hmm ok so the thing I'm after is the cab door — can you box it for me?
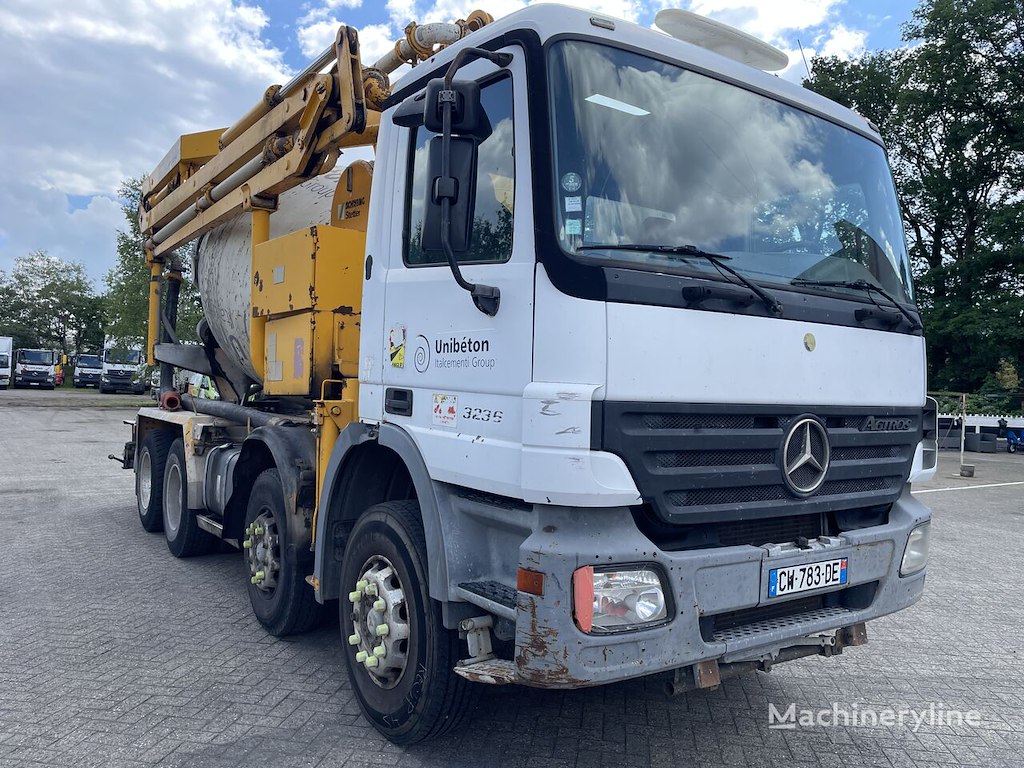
[380,48,534,498]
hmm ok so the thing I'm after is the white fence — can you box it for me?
[938,413,1024,429]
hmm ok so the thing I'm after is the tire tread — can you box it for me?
[137,430,174,532]
[165,439,218,557]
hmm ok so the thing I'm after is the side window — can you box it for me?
[405,75,515,266]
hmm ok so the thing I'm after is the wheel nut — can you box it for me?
[251,570,265,584]
[348,633,361,646]
[242,539,252,549]
[364,583,378,596]
[356,579,369,591]
[373,599,386,612]
[254,526,264,536]
[364,656,379,668]
[348,590,362,603]
[355,650,368,663]
[375,624,389,637]
[373,644,386,657]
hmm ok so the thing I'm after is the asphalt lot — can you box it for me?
[1,395,1023,768]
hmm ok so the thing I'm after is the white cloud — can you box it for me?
[0,0,881,286]
[0,0,289,284]
[821,23,867,58]
[296,0,366,57]
[685,0,842,43]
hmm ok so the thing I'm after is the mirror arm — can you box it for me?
[433,47,512,317]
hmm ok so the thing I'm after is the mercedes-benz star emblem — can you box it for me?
[781,417,830,495]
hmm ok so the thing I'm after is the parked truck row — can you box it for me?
[0,336,148,393]
[114,5,938,744]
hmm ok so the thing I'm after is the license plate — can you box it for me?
[768,558,847,598]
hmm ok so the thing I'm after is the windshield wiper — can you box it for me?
[577,243,783,316]
[790,278,922,330]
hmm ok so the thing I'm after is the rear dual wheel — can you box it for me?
[136,430,173,532]
[243,469,321,636]
[162,439,218,557]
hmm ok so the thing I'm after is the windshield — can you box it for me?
[548,41,915,303]
[105,348,142,365]
[78,355,101,368]
[19,350,54,365]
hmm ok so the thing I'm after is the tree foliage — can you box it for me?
[103,177,204,345]
[805,0,1024,392]
[0,251,104,353]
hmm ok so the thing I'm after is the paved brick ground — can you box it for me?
[1,400,1022,767]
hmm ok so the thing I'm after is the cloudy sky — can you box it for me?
[0,0,917,287]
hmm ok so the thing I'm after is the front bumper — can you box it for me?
[15,373,54,386]
[513,488,930,687]
[102,376,142,392]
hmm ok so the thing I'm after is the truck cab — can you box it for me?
[101,341,146,394]
[73,354,103,388]
[353,3,936,689]
[13,349,57,388]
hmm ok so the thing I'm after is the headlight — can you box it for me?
[573,566,669,634]
[900,522,931,576]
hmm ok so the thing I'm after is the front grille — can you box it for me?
[599,403,920,524]
[654,449,774,468]
[716,513,823,547]
[667,476,901,508]
[642,414,763,431]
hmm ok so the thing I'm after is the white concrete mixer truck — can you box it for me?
[116,5,939,743]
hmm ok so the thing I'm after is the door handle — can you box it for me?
[385,387,413,417]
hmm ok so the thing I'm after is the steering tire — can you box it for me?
[339,500,477,745]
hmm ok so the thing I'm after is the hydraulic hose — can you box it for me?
[179,394,301,428]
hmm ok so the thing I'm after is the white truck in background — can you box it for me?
[13,347,58,389]
[101,336,146,394]
[0,336,11,389]
[73,353,104,388]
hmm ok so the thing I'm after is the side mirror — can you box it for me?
[414,47,511,318]
[422,136,478,255]
[423,79,492,140]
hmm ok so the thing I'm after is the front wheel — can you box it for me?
[243,469,321,636]
[340,500,477,745]
[162,439,217,557]
[1009,442,1018,454]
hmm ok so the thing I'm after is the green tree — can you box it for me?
[104,177,204,345]
[0,251,104,353]
[805,0,1024,391]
